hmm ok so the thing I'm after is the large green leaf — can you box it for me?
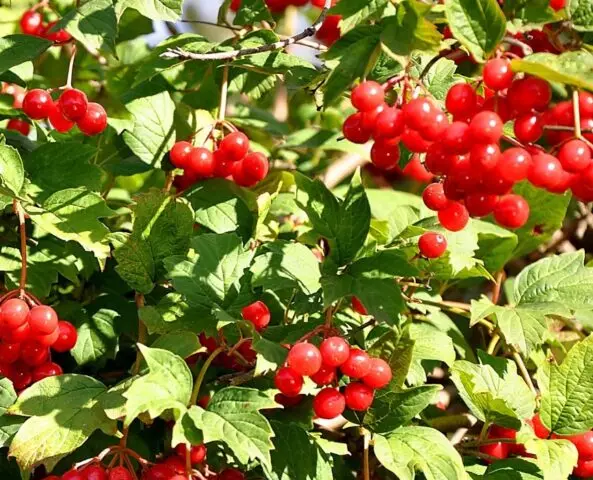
[329,0,390,33]
[8,375,116,472]
[0,35,52,76]
[0,378,16,415]
[233,0,274,26]
[71,307,120,367]
[524,438,578,480]
[116,0,183,21]
[57,0,117,54]
[502,0,557,29]
[484,459,544,479]
[0,144,24,197]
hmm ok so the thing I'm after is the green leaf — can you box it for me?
[123,90,176,168]
[282,128,368,156]
[524,438,578,480]
[0,416,25,450]
[250,241,322,295]
[568,0,593,31]
[113,190,193,293]
[444,0,507,62]
[408,323,457,385]
[57,0,117,54]
[24,143,102,202]
[374,426,465,480]
[511,52,593,92]
[0,378,16,415]
[329,0,390,33]
[540,334,593,434]
[71,307,120,367]
[189,387,277,468]
[150,331,200,359]
[381,0,442,63]
[451,354,536,429]
[8,375,116,472]
[252,334,289,376]
[138,293,211,335]
[0,35,52,76]
[0,144,24,197]
[25,188,115,263]
[115,0,182,21]
[484,459,544,479]
[233,0,274,26]
[503,0,557,29]
[122,345,192,425]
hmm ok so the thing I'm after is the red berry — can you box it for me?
[496,147,532,182]
[465,193,499,217]
[351,296,367,315]
[6,119,30,135]
[11,364,32,390]
[319,336,350,367]
[549,0,566,11]
[163,456,185,474]
[32,362,63,382]
[442,121,473,154]
[287,343,322,376]
[580,92,593,117]
[20,342,49,367]
[48,101,75,133]
[401,128,432,153]
[422,183,449,211]
[530,414,550,439]
[230,0,242,10]
[315,14,341,46]
[82,465,107,480]
[52,321,78,352]
[241,152,269,184]
[370,137,400,170]
[220,131,250,161]
[514,113,543,144]
[241,301,270,331]
[528,153,563,189]
[313,387,345,419]
[77,102,107,135]
[274,393,304,407]
[44,22,72,44]
[403,97,435,131]
[311,364,337,386]
[170,141,193,169]
[144,464,176,480]
[62,470,85,480]
[0,343,20,364]
[28,305,58,336]
[218,468,246,480]
[187,147,215,179]
[470,143,500,171]
[421,110,450,142]
[1,299,29,329]
[0,363,14,380]
[438,201,469,231]
[175,443,207,464]
[508,77,552,115]
[274,366,303,397]
[493,194,530,229]
[425,144,454,175]
[360,103,386,131]
[479,441,511,462]
[403,155,434,183]
[237,339,256,363]
[418,232,447,259]
[22,89,53,120]
[557,431,593,461]
[469,111,503,144]
[4,322,31,344]
[344,382,374,411]
[343,112,371,144]
[341,348,371,379]
[20,10,43,35]
[58,89,88,121]
[362,358,392,389]
[483,58,514,91]
[351,81,384,112]
[373,107,405,139]
[574,458,593,478]
[107,466,132,480]
[558,139,591,173]
[445,83,477,117]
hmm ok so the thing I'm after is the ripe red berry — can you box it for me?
[32,362,63,382]
[6,119,30,136]
[514,113,543,144]
[362,358,392,389]
[442,121,473,154]
[370,137,400,170]
[230,0,242,10]
[508,77,552,115]
[373,107,405,139]
[62,470,85,480]
[528,153,563,189]
[28,305,58,336]
[403,155,434,183]
[418,232,447,259]
[20,10,43,35]
[493,194,530,229]
[163,455,185,474]
[403,97,435,131]
[44,22,72,44]
[483,58,514,91]
[20,342,49,367]
[144,464,176,480]
[12,364,32,391]
[107,466,132,480]
[175,443,207,464]
[315,14,342,46]
[48,101,75,133]
[558,139,591,173]
[77,102,107,135]
[320,336,350,367]
[58,89,88,121]
[170,141,193,169]
[479,441,511,462]
[401,128,432,153]
[0,342,20,364]
[313,387,345,419]
[241,301,270,331]
[22,89,53,120]
[287,343,322,376]
[438,201,469,232]
[574,458,593,479]
[343,112,371,144]
[360,103,386,131]
[580,92,593,117]
[52,321,78,352]
[556,431,593,461]
[351,81,384,112]
[4,322,31,344]
[241,152,269,184]
[530,414,550,439]
[424,144,454,176]
[1,299,30,329]
[422,110,450,142]
[465,193,499,218]
[82,465,107,480]
[469,111,503,144]
[220,131,250,161]
[341,348,371,379]
[187,147,215,178]
[218,468,246,480]
[274,366,303,397]
[311,364,337,386]
[35,326,59,347]
[344,382,375,411]
[422,183,449,211]
[445,83,477,117]
[496,147,532,182]
[470,143,500,171]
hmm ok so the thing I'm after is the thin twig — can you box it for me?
[491,270,505,305]
[502,36,534,56]
[190,346,225,405]
[65,45,77,89]
[218,65,229,122]
[13,200,27,295]
[486,334,500,355]
[362,430,370,480]
[132,293,146,375]
[543,125,593,133]
[512,351,538,396]
[161,0,332,61]
[573,89,582,139]
[419,48,466,79]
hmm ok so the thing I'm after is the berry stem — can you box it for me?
[512,350,538,396]
[12,200,27,296]
[65,45,77,89]
[573,89,582,139]
[486,334,500,355]
[491,270,505,305]
[362,430,370,480]
[132,292,147,375]
[190,346,225,406]
[185,445,192,479]
[218,65,229,122]
[502,36,533,56]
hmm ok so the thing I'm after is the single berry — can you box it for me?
[187,147,215,178]
[32,362,63,382]
[218,468,246,480]
[574,458,593,479]
[320,336,350,367]
[418,232,447,259]
[351,296,367,315]
[0,343,20,364]
[52,321,78,352]
[530,414,550,439]
[344,382,375,411]
[107,466,133,480]
[11,364,32,390]
[470,143,500,171]
[514,113,543,143]
[421,110,450,142]
[351,81,384,112]
[362,358,392,389]
[6,119,30,135]
[438,201,469,232]
[424,144,454,176]
[469,111,503,144]
[44,22,72,44]
[343,112,371,144]
[241,151,269,184]
[403,155,434,183]
[62,470,85,480]
[287,343,322,376]
[528,153,563,190]
[508,77,552,115]
[315,14,341,46]
[1,299,29,329]
[82,465,106,480]
[401,128,432,153]
[479,441,511,463]
[219,131,250,161]
[274,366,303,397]
[143,464,176,480]
[556,431,593,461]
[28,305,58,336]
[77,102,107,135]
[170,141,193,169]
[373,107,405,139]
[465,193,499,218]
[20,10,43,35]
[313,387,345,419]
[445,83,478,117]
[493,194,530,229]
[579,92,593,117]
[422,183,449,211]
[36,325,61,347]
[163,455,185,474]
[483,58,514,91]
[341,348,371,379]
[496,148,532,182]
[58,89,88,121]
[442,121,473,154]
[4,322,31,344]
[22,89,53,120]
[20,342,49,367]
[174,443,207,464]
[241,301,270,331]
[403,97,435,131]
[558,139,591,173]
[361,102,386,131]
[311,364,337,386]
[549,0,566,11]
[370,137,400,170]
[48,101,75,133]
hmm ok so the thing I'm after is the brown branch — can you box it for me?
[132,293,146,375]
[502,36,534,56]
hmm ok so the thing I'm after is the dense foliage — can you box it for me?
[0,0,593,478]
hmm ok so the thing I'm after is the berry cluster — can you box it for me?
[21,88,107,136]
[171,131,269,191]
[20,8,72,44]
[275,335,392,419]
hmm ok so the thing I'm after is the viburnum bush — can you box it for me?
[1,0,593,479]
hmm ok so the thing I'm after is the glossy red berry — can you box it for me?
[48,101,75,133]
[344,382,374,411]
[187,147,215,178]
[241,152,269,184]
[373,107,405,139]
[370,137,400,170]
[549,0,566,11]
[362,358,392,389]
[52,321,78,352]
[220,131,250,161]
[20,342,49,367]
[465,193,499,218]
[422,110,450,142]
[1,299,30,329]
[315,14,341,46]
[274,366,303,397]
[351,296,367,315]
[403,97,435,131]
[351,81,384,112]
[82,465,107,480]
[360,102,386,131]
[28,305,58,336]
[530,414,550,439]
[0,343,20,364]
[558,431,593,461]
[479,440,511,462]
[341,348,371,379]
[170,141,193,169]
[514,114,543,144]
[493,194,530,229]
[343,112,371,144]
[22,89,53,120]
[528,153,563,190]
[313,387,346,419]
[218,468,246,480]
[558,139,591,173]
[508,77,552,114]
[107,466,133,480]
[424,144,453,175]
[175,443,207,464]
[580,92,593,117]
[401,128,432,153]
[496,147,532,182]
[311,364,337,386]
[445,83,477,117]
[483,58,514,91]
[58,89,88,121]
[442,121,473,154]
[319,336,350,367]
[77,102,107,135]
[62,470,85,480]
[470,143,500,171]
[574,458,593,478]
[7,119,30,135]
[438,201,469,232]
[11,364,32,391]
[4,322,31,344]
[230,0,242,10]
[469,111,503,144]
[20,10,43,35]
[241,301,270,331]
[32,362,63,382]
[35,325,59,347]
[418,232,447,259]
[144,464,176,480]
[403,155,434,183]
[422,183,449,211]
[287,343,322,376]
[44,22,72,44]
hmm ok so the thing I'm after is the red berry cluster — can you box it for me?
[275,335,392,419]
[21,88,107,135]
[171,131,269,192]
[46,465,135,480]
[0,297,76,391]
[20,9,72,44]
